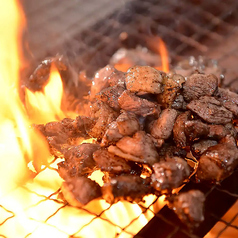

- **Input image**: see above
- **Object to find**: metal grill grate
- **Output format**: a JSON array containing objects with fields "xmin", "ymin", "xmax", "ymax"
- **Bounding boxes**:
[{"xmin": 1, "ymin": 0, "xmax": 238, "ymax": 237}]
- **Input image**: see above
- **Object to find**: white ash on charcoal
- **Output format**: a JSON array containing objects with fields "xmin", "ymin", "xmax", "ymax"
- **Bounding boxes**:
[
  {"xmin": 168, "ymin": 190, "xmax": 205, "ymax": 228},
  {"xmin": 30, "ymin": 63, "xmax": 238, "ymax": 225}
]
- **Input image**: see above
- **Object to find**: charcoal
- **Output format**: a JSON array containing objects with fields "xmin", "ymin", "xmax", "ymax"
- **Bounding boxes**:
[
  {"xmin": 118, "ymin": 90, "xmax": 160, "ymax": 117},
  {"xmin": 116, "ymin": 111, "xmax": 140, "ymax": 136},
  {"xmin": 196, "ymin": 140, "xmax": 238, "ymax": 182},
  {"xmin": 187, "ymin": 96, "xmax": 233, "ymax": 124},
  {"xmin": 151, "ymin": 108, "xmax": 178, "ymax": 139},
  {"xmin": 108, "ymin": 69, "xmax": 126, "ymax": 88},
  {"xmin": 125, "ymin": 65, "xmax": 165, "ymax": 94},
  {"xmin": 102, "ymin": 175, "xmax": 152, "ymax": 203},
  {"xmin": 61, "ymin": 176, "xmax": 102, "ymax": 207},
  {"xmin": 101, "ymin": 121, "xmax": 123, "ymax": 146},
  {"xmin": 95, "ymin": 85, "xmax": 124, "ymax": 111},
  {"xmin": 215, "ymin": 88, "xmax": 238, "ymax": 117},
  {"xmin": 168, "ymin": 190, "xmax": 205, "ymax": 228},
  {"xmin": 114, "ymin": 131, "xmax": 159, "ymax": 165},
  {"xmin": 151, "ymin": 157, "xmax": 190, "ymax": 193},
  {"xmin": 191, "ymin": 140, "xmax": 218, "ymax": 159},
  {"xmin": 173, "ymin": 111, "xmax": 191, "ymax": 148},
  {"xmin": 184, "ymin": 120, "xmax": 209, "ymax": 141},
  {"xmin": 93, "ymin": 148, "xmax": 132, "ymax": 174},
  {"xmin": 183, "ymin": 73, "xmax": 218, "ymax": 101}
]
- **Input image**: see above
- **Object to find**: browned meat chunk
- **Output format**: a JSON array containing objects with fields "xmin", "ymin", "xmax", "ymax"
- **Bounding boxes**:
[
  {"xmin": 57, "ymin": 143, "xmax": 100, "ymax": 179},
  {"xmin": 115, "ymin": 131, "xmax": 159, "ymax": 165},
  {"xmin": 187, "ymin": 96, "xmax": 233, "ymax": 124},
  {"xmin": 173, "ymin": 111, "xmax": 191, "ymax": 148},
  {"xmin": 93, "ymin": 148, "xmax": 132, "ymax": 174},
  {"xmin": 215, "ymin": 88, "xmax": 238, "ymax": 117},
  {"xmin": 102, "ymin": 175, "xmax": 152, "ymax": 203},
  {"xmin": 61, "ymin": 176, "xmax": 102, "ymax": 207},
  {"xmin": 171, "ymin": 94, "xmax": 187, "ymax": 110},
  {"xmin": 151, "ymin": 157, "xmax": 190, "ymax": 193},
  {"xmin": 169, "ymin": 190, "xmax": 205, "ymax": 228},
  {"xmin": 108, "ymin": 69, "xmax": 126, "ymax": 88},
  {"xmin": 101, "ymin": 121, "xmax": 123, "ymax": 146},
  {"xmin": 191, "ymin": 140, "xmax": 218, "ymax": 159},
  {"xmin": 95, "ymin": 85, "xmax": 124, "ymax": 111},
  {"xmin": 183, "ymin": 73, "xmax": 218, "ymax": 101},
  {"xmin": 158, "ymin": 144, "xmax": 187, "ymax": 160},
  {"xmin": 88, "ymin": 101, "xmax": 119, "ymax": 139},
  {"xmin": 118, "ymin": 90, "xmax": 160, "ymax": 117},
  {"xmin": 90, "ymin": 65, "xmax": 116, "ymax": 99},
  {"xmin": 184, "ymin": 120, "xmax": 209, "ymax": 141},
  {"xmin": 125, "ymin": 66, "xmax": 164, "ymax": 94},
  {"xmin": 116, "ymin": 111, "xmax": 140, "ymax": 136},
  {"xmin": 151, "ymin": 109, "xmax": 178, "ymax": 139},
  {"xmin": 196, "ymin": 142, "xmax": 238, "ymax": 182},
  {"xmin": 208, "ymin": 124, "xmax": 230, "ymax": 140},
  {"xmin": 157, "ymin": 73, "xmax": 185, "ymax": 108}
]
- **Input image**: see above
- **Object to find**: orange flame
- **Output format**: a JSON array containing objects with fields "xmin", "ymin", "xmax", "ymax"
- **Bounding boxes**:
[{"xmin": 157, "ymin": 38, "xmax": 169, "ymax": 73}]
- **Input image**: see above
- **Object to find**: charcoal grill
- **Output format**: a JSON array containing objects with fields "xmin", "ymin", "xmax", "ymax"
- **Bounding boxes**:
[{"xmin": 2, "ymin": 0, "xmax": 238, "ymax": 237}]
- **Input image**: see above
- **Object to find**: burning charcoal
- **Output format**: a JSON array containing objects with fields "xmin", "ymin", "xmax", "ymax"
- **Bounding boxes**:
[
  {"xmin": 116, "ymin": 111, "xmax": 140, "ymax": 136},
  {"xmin": 114, "ymin": 131, "xmax": 159, "ymax": 165},
  {"xmin": 183, "ymin": 73, "xmax": 218, "ymax": 102},
  {"xmin": 61, "ymin": 176, "xmax": 102, "ymax": 207},
  {"xmin": 184, "ymin": 120, "xmax": 209, "ymax": 141},
  {"xmin": 215, "ymin": 88, "xmax": 238, "ymax": 117},
  {"xmin": 108, "ymin": 69, "xmax": 126, "ymax": 88},
  {"xmin": 102, "ymin": 175, "xmax": 152, "ymax": 203},
  {"xmin": 95, "ymin": 85, "xmax": 124, "ymax": 111},
  {"xmin": 58, "ymin": 143, "xmax": 100, "ymax": 179},
  {"xmin": 171, "ymin": 94, "xmax": 187, "ymax": 110},
  {"xmin": 151, "ymin": 108, "xmax": 178, "ymax": 139},
  {"xmin": 173, "ymin": 111, "xmax": 191, "ymax": 148},
  {"xmin": 191, "ymin": 140, "xmax": 218, "ymax": 159},
  {"xmin": 101, "ymin": 121, "xmax": 123, "ymax": 146},
  {"xmin": 157, "ymin": 73, "xmax": 185, "ymax": 108},
  {"xmin": 88, "ymin": 101, "xmax": 119, "ymax": 140},
  {"xmin": 151, "ymin": 157, "xmax": 190, "ymax": 193},
  {"xmin": 118, "ymin": 90, "xmax": 160, "ymax": 117},
  {"xmin": 207, "ymin": 124, "xmax": 230, "ymax": 140},
  {"xmin": 125, "ymin": 65, "xmax": 165, "ymax": 94},
  {"xmin": 168, "ymin": 190, "xmax": 205, "ymax": 228},
  {"xmin": 196, "ymin": 141, "xmax": 238, "ymax": 182},
  {"xmin": 90, "ymin": 65, "xmax": 117, "ymax": 99},
  {"xmin": 93, "ymin": 148, "xmax": 132, "ymax": 174},
  {"xmin": 187, "ymin": 96, "xmax": 233, "ymax": 124}
]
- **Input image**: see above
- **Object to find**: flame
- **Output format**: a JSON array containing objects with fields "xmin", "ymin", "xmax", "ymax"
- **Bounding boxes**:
[
  {"xmin": 25, "ymin": 64, "xmax": 66, "ymax": 124},
  {"xmin": 157, "ymin": 38, "xmax": 169, "ymax": 73}
]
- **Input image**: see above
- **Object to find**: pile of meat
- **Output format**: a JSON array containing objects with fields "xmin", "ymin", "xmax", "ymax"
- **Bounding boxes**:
[{"xmin": 34, "ymin": 64, "xmax": 238, "ymax": 228}]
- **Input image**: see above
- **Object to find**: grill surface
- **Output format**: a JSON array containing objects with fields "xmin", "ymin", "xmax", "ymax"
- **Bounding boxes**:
[{"xmin": 1, "ymin": 0, "xmax": 238, "ymax": 237}]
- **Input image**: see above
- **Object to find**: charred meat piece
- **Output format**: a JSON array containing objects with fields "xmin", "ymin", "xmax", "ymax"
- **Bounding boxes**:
[
  {"xmin": 158, "ymin": 144, "xmax": 187, "ymax": 160},
  {"xmin": 88, "ymin": 101, "xmax": 119, "ymax": 140},
  {"xmin": 151, "ymin": 108, "xmax": 178, "ymax": 139},
  {"xmin": 118, "ymin": 90, "xmax": 160, "ymax": 117},
  {"xmin": 151, "ymin": 157, "xmax": 190, "ymax": 193},
  {"xmin": 208, "ymin": 124, "xmax": 230, "ymax": 140},
  {"xmin": 183, "ymin": 73, "xmax": 218, "ymax": 102},
  {"xmin": 102, "ymin": 175, "xmax": 152, "ymax": 203},
  {"xmin": 184, "ymin": 120, "xmax": 209, "ymax": 141},
  {"xmin": 215, "ymin": 88, "xmax": 238, "ymax": 117},
  {"xmin": 90, "ymin": 65, "xmax": 116, "ymax": 99},
  {"xmin": 116, "ymin": 111, "xmax": 140, "ymax": 136},
  {"xmin": 115, "ymin": 131, "xmax": 159, "ymax": 165},
  {"xmin": 125, "ymin": 65, "xmax": 165, "ymax": 94},
  {"xmin": 58, "ymin": 143, "xmax": 100, "ymax": 179},
  {"xmin": 196, "ymin": 141, "xmax": 238, "ymax": 182},
  {"xmin": 101, "ymin": 121, "xmax": 123, "ymax": 146},
  {"xmin": 191, "ymin": 140, "xmax": 218, "ymax": 159},
  {"xmin": 108, "ymin": 69, "xmax": 126, "ymax": 88},
  {"xmin": 173, "ymin": 111, "xmax": 191, "ymax": 148},
  {"xmin": 61, "ymin": 176, "xmax": 102, "ymax": 207},
  {"xmin": 95, "ymin": 85, "xmax": 124, "ymax": 111},
  {"xmin": 169, "ymin": 190, "xmax": 205, "ymax": 228},
  {"xmin": 157, "ymin": 73, "xmax": 185, "ymax": 108},
  {"xmin": 187, "ymin": 96, "xmax": 233, "ymax": 124},
  {"xmin": 171, "ymin": 94, "xmax": 187, "ymax": 110},
  {"xmin": 93, "ymin": 148, "xmax": 132, "ymax": 174}
]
